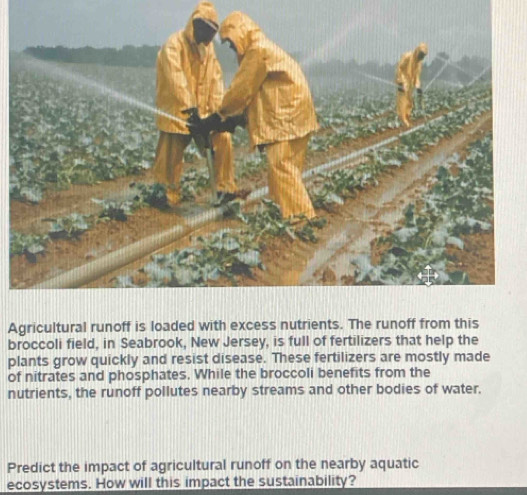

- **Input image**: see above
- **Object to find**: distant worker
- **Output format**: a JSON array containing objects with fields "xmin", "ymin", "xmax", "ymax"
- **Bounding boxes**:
[
  {"xmin": 193, "ymin": 11, "xmax": 319, "ymax": 220},
  {"xmin": 396, "ymin": 43, "xmax": 428, "ymax": 127},
  {"xmin": 154, "ymin": 1, "xmax": 239, "ymax": 207}
]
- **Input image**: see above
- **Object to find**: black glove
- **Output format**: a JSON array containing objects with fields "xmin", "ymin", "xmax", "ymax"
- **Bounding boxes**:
[
  {"xmin": 184, "ymin": 109, "xmax": 222, "ymax": 138},
  {"xmin": 416, "ymin": 88, "xmax": 423, "ymax": 96},
  {"xmin": 218, "ymin": 114, "xmax": 247, "ymax": 133},
  {"xmin": 195, "ymin": 112, "xmax": 222, "ymax": 136},
  {"xmin": 184, "ymin": 107, "xmax": 202, "ymax": 135},
  {"xmin": 397, "ymin": 84, "xmax": 405, "ymax": 93}
]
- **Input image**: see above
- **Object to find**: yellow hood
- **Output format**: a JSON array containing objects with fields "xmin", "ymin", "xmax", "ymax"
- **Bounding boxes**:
[
  {"xmin": 184, "ymin": 1, "xmax": 219, "ymax": 45},
  {"xmin": 219, "ymin": 11, "xmax": 262, "ymax": 57},
  {"xmin": 413, "ymin": 42, "xmax": 429, "ymax": 60},
  {"xmin": 218, "ymin": 11, "xmax": 319, "ymax": 148},
  {"xmin": 395, "ymin": 43, "xmax": 428, "ymax": 92}
]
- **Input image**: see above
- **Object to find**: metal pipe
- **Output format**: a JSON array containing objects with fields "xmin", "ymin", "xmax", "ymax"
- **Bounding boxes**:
[{"xmin": 33, "ymin": 224, "xmax": 189, "ymax": 289}]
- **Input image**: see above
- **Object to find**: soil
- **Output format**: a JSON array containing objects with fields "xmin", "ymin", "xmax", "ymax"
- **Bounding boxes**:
[{"xmin": 446, "ymin": 223, "xmax": 495, "ymax": 285}]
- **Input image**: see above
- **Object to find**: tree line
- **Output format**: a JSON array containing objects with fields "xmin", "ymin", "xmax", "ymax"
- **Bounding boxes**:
[{"xmin": 23, "ymin": 45, "xmax": 490, "ymax": 84}]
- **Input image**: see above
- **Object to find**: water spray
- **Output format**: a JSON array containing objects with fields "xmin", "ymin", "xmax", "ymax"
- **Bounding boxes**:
[
  {"xmin": 347, "ymin": 68, "xmax": 398, "ymax": 89},
  {"xmin": 298, "ymin": 10, "xmax": 397, "ymax": 92},
  {"xmin": 466, "ymin": 65, "xmax": 491, "ymax": 87},
  {"xmin": 437, "ymin": 54, "xmax": 477, "ymax": 79},
  {"xmin": 425, "ymin": 57, "xmax": 450, "ymax": 91},
  {"xmin": 424, "ymin": 23, "xmax": 490, "ymax": 91},
  {"xmin": 22, "ymin": 56, "xmax": 189, "ymax": 126},
  {"xmin": 300, "ymin": 13, "xmax": 366, "ymax": 70}
]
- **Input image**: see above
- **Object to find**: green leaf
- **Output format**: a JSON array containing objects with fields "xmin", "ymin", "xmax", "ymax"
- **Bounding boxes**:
[
  {"xmin": 449, "ymin": 271, "xmax": 471, "ymax": 285},
  {"xmin": 392, "ymin": 227, "xmax": 419, "ymax": 243},
  {"xmin": 113, "ymin": 276, "xmax": 137, "ymax": 288},
  {"xmin": 352, "ymin": 254, "xmax": 374, "ymax": 281},
  {"xmin": 236, "ymin": 250, "xmax": 260, "ymax": 267},
  {"xmin": 446, "ymin": 236, "xmax": 464, "ymax": 250}
]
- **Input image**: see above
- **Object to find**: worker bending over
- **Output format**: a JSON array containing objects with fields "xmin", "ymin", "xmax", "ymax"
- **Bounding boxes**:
[
  {"xmin": 396, "ymin": 43, "xmax": 428, "ymax": 127},
  {"xmin": 193, "ymin": 11, "xmax": 319, "ymax": 220},
  {"xmin": 154, "ymin": 1, "xmax": 238, "ymax": 207}
]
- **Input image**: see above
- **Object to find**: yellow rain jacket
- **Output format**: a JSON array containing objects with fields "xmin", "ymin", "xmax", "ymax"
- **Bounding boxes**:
[
  {"xmin": 156, "ymin": 1, "xmax": 223, "ymax": 134},
  {"xmin": 396, "ymin": 42, "xmax": 429, "ymax": 92},
  {"xmin": 396, "ymin": 43, "xmax": 428, "ymax": 127},
  {"xmin": 218, "ymin": 11, "xmax": 319, "ymax": 149}
]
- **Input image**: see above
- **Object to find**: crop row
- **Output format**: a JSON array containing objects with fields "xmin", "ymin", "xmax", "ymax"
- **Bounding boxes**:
[
  {"xmin": 114, "ymin": 201, "xmax": 327, "ymax": 288},
  {"xmin": 309, "ymin": 97, "xmax": 491, "ymax": 209},
  {"xmin": 9, "ymin": 91, "xmax": 491, "ymax": 272},
  {"xmin": 352, "ymin": 133, "xmax": 493, "ymax": 285},
  {"xmin": 309, "ymin": 85, "xmax": 491, "ymax": 152}
]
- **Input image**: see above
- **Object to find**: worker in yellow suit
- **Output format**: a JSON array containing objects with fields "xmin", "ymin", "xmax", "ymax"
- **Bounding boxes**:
[
  {"xmin": 154, "ymin": 1, "xmax": 238, "ymax": 206},
  {"xmin": 194, "ymin": 11, "xmax": 319, "ymax": 219},
  {"xmin": 396, "ymin": 43, "xmax": 428, "ymax": 127}
]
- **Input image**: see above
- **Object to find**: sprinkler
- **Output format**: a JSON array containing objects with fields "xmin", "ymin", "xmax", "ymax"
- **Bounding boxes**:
[{"xmin": 347, "ymin": 68, "xmax": 398, "ymax": 88}]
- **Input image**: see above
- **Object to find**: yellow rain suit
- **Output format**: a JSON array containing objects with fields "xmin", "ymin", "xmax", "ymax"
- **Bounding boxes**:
[
  {"xmin": 218, "ymin": 12, "xmax": 319, "ymax": 219},
  {"xmin": 154, "ymin": 1, "xmax": 237, "ymax": 204},
  {"xmin": 396, "ymin": 43, "xmax": 428, "ymax": 127}
]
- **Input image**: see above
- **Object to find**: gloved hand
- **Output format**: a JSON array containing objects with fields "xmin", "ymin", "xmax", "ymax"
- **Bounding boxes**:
[
  {"xmin": 195, "ymin": 112, "xmax": 222, "ymax": 136},
  {"xmin": 416, "ymin": 88, "xmax": 423, "ymax": 96},
  {"xmin": 184, "ymin": 107, "xmax": 202, "ymax": 135},
  {"xmin": 397, "ymin": 83, "xmax": 405, "ymax": 93},
  {"xmin": 218, "ymin": 114, "xmax": 247, "ymax": 133}
]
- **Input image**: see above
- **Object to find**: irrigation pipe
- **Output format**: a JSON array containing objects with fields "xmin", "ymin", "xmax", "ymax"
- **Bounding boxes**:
[{"xmin": 32, "ymin": 100, "xmax": 491, "ymax": 289}]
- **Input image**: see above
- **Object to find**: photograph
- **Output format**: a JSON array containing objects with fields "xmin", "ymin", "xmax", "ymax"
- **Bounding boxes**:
[{"xmin": 8, "ymin": 0, "xmax": 493, "ymax": 289}]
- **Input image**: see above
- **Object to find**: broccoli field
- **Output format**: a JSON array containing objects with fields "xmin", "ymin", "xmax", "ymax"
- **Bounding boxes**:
[{"xmin": 8, "ymin": 57, "xmax": 494, "ymax": 288}]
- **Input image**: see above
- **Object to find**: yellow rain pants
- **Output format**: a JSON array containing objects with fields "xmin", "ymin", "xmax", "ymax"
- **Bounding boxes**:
[
  {"xmin": 396, "ymin": 91, "xmax": 414, "ymax": 128},
  {"xmin": 153, "ymin": 131, "xmax": 236, "ymax": 205},
  {"xmin": 265, "ymin": 136, "xmax": 315, "ymax": 219}
]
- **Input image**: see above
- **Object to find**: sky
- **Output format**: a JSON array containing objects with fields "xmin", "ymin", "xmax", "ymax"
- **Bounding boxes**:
[{"xmin": 9, "ymin": 0, "xmax": 492, "ymax": 63}]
